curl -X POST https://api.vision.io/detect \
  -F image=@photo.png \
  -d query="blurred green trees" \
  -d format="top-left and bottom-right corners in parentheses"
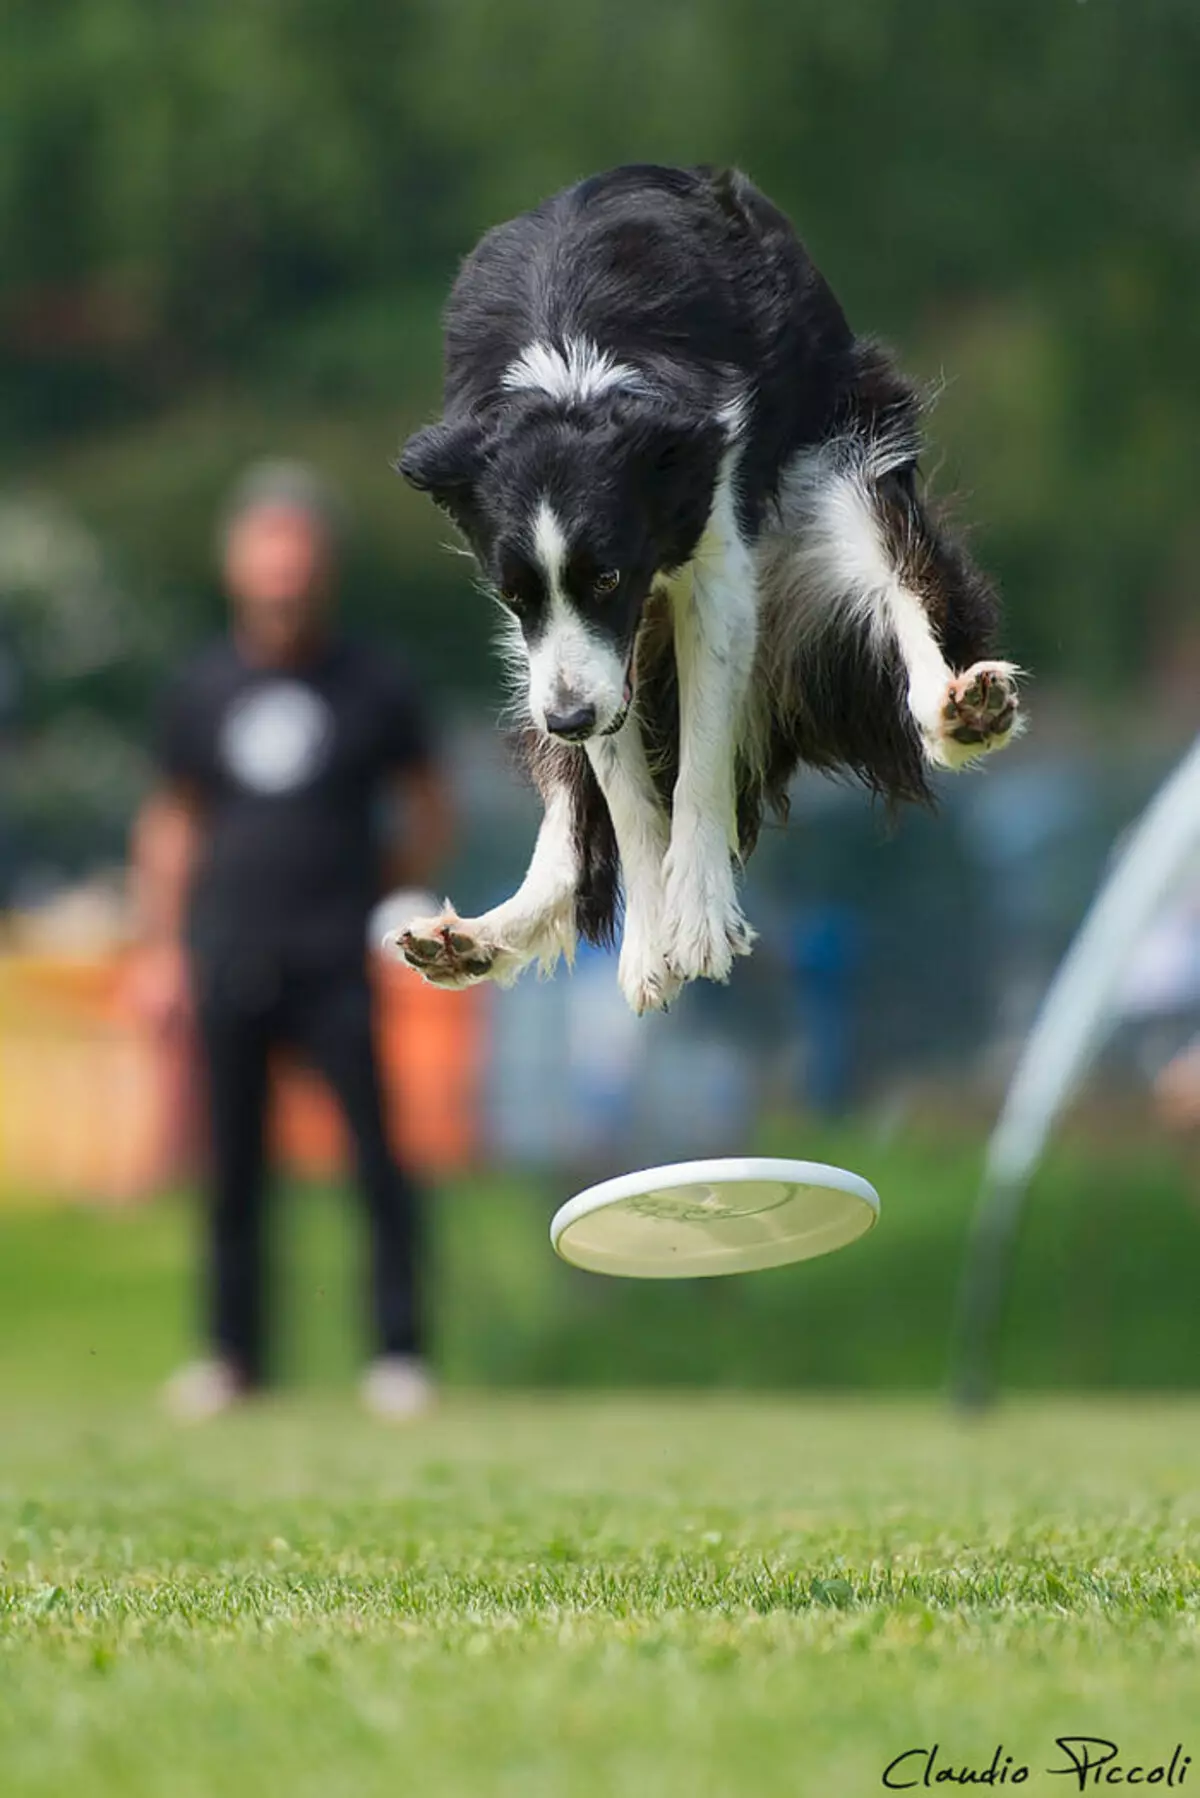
top-left (2, 0), bottom-right (1197, 696)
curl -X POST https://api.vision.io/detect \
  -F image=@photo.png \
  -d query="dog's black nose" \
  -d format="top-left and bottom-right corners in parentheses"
top-left (545, 702), bottom-right (597, 742)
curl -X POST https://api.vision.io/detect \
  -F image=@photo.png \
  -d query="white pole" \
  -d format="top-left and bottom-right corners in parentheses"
top-left (953, 734), bottom-right (1200, 1406)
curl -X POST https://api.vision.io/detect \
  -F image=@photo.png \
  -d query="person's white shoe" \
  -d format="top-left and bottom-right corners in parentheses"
top-left (163, 1358), bottom-right (247, 1423)
top-left (361, 1356), bottom-right (436, 1422)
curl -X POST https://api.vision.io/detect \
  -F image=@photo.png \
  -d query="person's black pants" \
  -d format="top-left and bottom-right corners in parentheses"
top-left (193, 954), bottom-right (422, 1384)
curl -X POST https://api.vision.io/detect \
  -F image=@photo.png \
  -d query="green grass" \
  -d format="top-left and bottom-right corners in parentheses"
top-left (3, 1398), bottom-right (1200, 1797)
top-left (2, 1132), bottom-right (1199, 1795)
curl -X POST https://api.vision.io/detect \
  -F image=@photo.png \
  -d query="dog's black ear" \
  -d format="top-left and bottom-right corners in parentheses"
top-left (628, 411), bottom-right (726, 563)
top-left (630, 411), bottom-right (725, 484)
top-left (395, 416), bottom-right (488, 540)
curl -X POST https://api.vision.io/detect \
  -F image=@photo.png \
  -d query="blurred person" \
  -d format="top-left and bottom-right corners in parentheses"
top-left (130, 462), bottom-right (452, 1421)
top-left (1156, 1039), bottom-right (1200, 1134)
top-left (1122, 875), bottom-right (1200, 1138)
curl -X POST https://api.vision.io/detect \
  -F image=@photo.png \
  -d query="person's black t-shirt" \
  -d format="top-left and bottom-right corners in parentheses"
top-left (155, 636), bottom-right (433, 973)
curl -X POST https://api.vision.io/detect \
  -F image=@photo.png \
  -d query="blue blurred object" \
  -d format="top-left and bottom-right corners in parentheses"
top-left (484, 936), bottom-right (758, 1170)
top-left (787, 904), bottom-right (861, 1113)
top-left (562, 940), bottom-right (643, 1157)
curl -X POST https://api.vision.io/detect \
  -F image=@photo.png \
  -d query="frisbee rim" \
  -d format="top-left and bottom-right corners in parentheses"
top-left (550, 1155), bottom-right (879, 1277)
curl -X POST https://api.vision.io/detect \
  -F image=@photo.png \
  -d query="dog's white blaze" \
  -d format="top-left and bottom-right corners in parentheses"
top-left (502, 336), bottom-right (648, 406)
top-left (525, 498), bottom-right (626, 732)
top-left (531, 498), bottom-right (568, 599)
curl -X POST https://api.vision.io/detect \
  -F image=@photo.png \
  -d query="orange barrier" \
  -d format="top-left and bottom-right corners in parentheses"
top-left (0, 952), bottom-right (486, 1204)
top-left (271, 956), bottom-right (488, 1181)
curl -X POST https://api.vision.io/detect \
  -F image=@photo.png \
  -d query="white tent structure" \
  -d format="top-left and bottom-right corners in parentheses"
top-left (952, 733), bottom-right (1200, 1407)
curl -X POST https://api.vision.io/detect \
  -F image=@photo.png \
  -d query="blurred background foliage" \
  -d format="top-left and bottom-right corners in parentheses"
top-left (1, 0), bottom-right (1198, 1398)
top-left (2, 0), bottom-right (1197, 710)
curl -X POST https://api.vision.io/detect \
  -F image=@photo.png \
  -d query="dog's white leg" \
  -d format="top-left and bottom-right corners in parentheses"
top-left (661, 475), bottom-right (758, 986)
top-left (776, 443), bottom-right (1021, 770)
top-left (587, 729), bottom-right (681, 1015)
top-left (393, 787), bottom-right (577, 989)
top-left (884, 586), bottom-right (1020, 772)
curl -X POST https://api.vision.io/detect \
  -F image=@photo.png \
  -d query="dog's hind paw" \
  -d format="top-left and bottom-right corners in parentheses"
top-left (926, 661), bottom-right (1022, 770)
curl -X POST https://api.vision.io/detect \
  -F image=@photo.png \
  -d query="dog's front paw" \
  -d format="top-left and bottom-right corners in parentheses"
top-left (926, 661), bottom-right (1022, 770)
top-left (661, 824), bottom-right (756, 987)
top-left (389, 910), bottom-right (518, 989)
top-left (618, 919), bottom-right (683, 1016)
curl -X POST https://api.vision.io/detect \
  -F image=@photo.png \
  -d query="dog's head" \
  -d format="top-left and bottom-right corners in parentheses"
top-left (398, 402), bottom-right (725, 740)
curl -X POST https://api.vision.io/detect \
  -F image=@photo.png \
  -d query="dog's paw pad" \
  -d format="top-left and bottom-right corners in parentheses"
top-left (933, 662), bottom-right (1021, 766)
top-left (394, 914), bottom-right (500, 987)
top-left (443, 928), bottom-right (484, 959)
top-left (398, 927), bottom-right (447, 966)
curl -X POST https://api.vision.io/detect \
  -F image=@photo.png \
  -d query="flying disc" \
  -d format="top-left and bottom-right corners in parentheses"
top-left (550, 1156), bottom-right (879, 1279)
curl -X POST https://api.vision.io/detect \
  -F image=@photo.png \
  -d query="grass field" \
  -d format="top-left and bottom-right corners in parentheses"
top-left (2, 1147), bottom-right (1199, 1796)
top-left (3, 1396), bottom-right (1199, 1796)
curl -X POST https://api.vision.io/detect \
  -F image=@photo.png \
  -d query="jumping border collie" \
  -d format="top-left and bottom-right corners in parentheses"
top-left (392, 164), bottom-right (1021, 1013)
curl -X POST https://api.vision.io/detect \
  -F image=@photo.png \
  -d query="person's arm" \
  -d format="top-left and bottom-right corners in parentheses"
top-left (132, 784), bottom-right (204, 945)
top-left (127, 783), bottom-right (207, 1031)
top-left (381, 762), bottom-right (454, 893)
top-left (1156, 1038), bottom-right (1200, 1133)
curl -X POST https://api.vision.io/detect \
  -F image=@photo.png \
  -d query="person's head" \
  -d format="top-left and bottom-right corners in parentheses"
top-left (220, 462), bottom-right (344, 663)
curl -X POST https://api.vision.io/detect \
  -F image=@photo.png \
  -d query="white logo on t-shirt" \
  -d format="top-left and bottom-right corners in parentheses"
top-left (219, 681), bottom-right (334, 794)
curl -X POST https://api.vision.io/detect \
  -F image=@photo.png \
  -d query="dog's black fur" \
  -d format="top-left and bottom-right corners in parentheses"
top-left (400, 164), bottom-right (1005, 954)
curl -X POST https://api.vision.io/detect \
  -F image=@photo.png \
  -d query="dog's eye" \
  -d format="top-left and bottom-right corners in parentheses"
top-left (498, 588), bottom-right (528, 616)
top-left (594, 569), bottom-right (620, 596)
